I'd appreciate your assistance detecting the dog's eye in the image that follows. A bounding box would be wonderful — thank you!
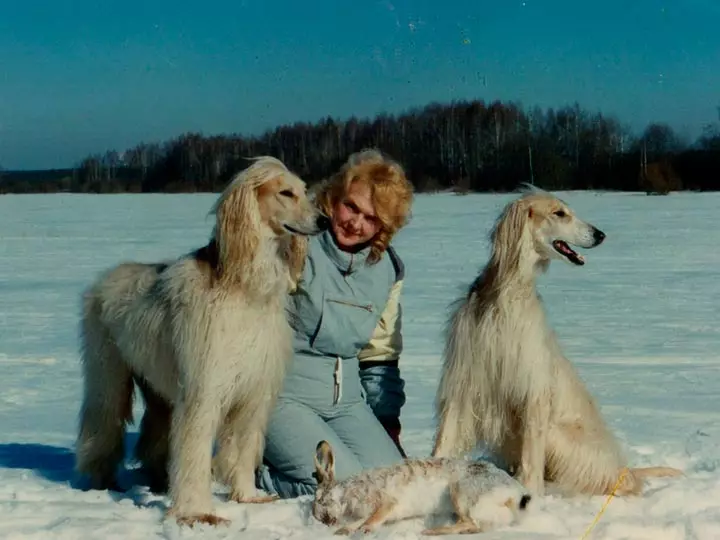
[279,189,294,198]
[553,210,567,218]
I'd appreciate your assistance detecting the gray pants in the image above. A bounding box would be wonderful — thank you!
[256,356,403,498]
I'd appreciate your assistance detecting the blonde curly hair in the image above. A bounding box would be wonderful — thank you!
[314,149,414,264]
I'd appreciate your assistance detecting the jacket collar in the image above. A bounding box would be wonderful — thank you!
[318,229,371,275]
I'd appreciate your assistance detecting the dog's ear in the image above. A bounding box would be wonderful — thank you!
[214,173,260,279]
[490,198,530,274]
[284,235,308,291]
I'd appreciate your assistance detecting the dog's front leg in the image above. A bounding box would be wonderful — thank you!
[431,403,465,458]
[166,392,227,526]
[215,399,278,504]
[518,395,550,496]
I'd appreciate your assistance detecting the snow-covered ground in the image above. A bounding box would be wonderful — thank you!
[1,191,719,539]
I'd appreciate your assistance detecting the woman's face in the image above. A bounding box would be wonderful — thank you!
[332,180,381,251]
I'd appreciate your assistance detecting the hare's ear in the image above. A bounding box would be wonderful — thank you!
[313,440,335,484]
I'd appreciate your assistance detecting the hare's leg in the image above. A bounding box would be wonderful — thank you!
[357,498,398,533]
[334,498,398,535]
[422,479,485,536]
[421,521,486,536]
[334,520,364,536]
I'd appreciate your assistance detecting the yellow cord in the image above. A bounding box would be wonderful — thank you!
[579,468,628,540]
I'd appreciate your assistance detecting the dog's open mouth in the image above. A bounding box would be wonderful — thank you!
[552,240,585,266]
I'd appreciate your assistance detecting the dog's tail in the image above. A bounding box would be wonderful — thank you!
[613,466,683,496]
[630,466,683,479]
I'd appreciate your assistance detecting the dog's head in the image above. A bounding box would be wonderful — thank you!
[257,170,330,238]
[210,156,329,279]
[525,193,605,266]
[213,156,329,241]
[492,191,605,273]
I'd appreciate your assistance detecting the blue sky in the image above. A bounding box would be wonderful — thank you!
[1,0,718,169]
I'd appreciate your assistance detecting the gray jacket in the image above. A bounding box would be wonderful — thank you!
[285,230,406,421]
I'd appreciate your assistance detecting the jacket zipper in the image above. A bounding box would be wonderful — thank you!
[327,298,374,312]
[333,357,343,405]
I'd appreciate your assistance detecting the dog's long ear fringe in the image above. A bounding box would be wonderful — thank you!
[489,198,528,277]
[285,235,308,290]
[214,175,261,278]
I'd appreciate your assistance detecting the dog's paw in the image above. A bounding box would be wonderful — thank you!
[81,476,126,493]
[229,491,279,504]
[105,480,127,493]
[334,526,355,536]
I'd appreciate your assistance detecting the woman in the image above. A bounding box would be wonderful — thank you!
[256,148,414,499]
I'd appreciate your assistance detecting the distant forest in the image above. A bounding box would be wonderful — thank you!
[2,99,719,195]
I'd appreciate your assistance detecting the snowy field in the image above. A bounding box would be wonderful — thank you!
[1,190,719,539]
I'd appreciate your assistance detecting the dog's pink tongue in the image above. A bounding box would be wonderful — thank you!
[555,240,584,262]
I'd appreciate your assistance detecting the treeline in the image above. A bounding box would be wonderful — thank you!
[2,99,719,195]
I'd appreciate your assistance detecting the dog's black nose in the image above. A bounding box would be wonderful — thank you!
[593,227,606,244]
[316,214,331,231]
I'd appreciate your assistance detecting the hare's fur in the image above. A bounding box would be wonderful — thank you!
[311,441,531,535]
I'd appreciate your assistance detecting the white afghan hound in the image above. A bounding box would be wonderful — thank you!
[75,156,328,526]
[431,191,682,498]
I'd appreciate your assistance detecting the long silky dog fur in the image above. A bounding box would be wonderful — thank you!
[74,156,325,525]
[432,191,682,497]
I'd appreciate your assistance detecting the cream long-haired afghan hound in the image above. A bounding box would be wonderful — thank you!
[74,156,328,526]
[431,191,682,498]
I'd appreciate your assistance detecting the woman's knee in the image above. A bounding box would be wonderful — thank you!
[257,439,364,499]
[360,437,403,470]
[329,404,404,471]
[256,463,317,499]
[260,400,364,493]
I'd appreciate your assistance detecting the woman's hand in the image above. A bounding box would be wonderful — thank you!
[379,417,407,458]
